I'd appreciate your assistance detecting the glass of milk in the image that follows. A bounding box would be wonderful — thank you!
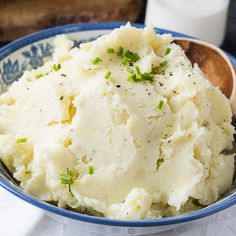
[145,0,230,46]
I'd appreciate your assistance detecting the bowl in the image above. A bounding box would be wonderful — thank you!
[0,22,236,235]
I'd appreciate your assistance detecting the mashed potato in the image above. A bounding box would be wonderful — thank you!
[0,24,234,219]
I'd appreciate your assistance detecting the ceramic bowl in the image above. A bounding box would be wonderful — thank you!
[0,22,236,235]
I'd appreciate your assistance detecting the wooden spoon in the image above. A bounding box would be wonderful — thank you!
[174,38,236,115]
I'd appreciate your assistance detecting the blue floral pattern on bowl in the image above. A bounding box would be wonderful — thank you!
[22,43,53,68]
[0,36,102,86]
[0,59,27,85]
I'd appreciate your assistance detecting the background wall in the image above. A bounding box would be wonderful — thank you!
[0,0,235,55]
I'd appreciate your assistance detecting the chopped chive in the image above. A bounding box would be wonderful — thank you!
[123,50,133,58]
[88,166,94,175]
[136,73,142,80]
[135,66,141,74]
[61,74,67,77]
[104,71,111,79]
[134,53,140,62]
[142,73,154,81]
[123,50,140,63]
[127,72,154,82]
[107,48,115,53]
[165,48,171,55]
[126,67,134,74]
[160,61,168,67]
[68,184,74,197]
[122,56,132,65]
[60,96,64,100]
[60,168,78,197]
[117,46,124,56]
[36,74,44,79]
[16,138,27,143]
[52,64,61,71]
[92,57,102,65]
[127,74,137,82]
[156,100,164,110]
[60,175,71,184]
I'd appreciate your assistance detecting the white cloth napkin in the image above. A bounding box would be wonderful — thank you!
[0,187,44,236]
[1,186,236,236]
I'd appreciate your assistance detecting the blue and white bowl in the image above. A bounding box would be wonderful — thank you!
[0,22,236,235]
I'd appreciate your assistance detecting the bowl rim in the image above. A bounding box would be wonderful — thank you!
[0,21,236,227]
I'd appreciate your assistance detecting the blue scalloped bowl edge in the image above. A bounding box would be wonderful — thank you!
[0,22,236,228]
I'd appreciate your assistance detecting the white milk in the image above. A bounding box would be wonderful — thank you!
[145,0,230,46]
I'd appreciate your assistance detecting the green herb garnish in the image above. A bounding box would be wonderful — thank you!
[107,48,115,53]
[122,56,132,65]
[135,73,142,80]
[16,138,27,143]
[52,64,61,71]
[121,50,140,64]
[142,73,154,81]
[165,48,171,55]
[160,61,168,67]
[61,74,67,77]
[36,74,44,79]
[156,100,164,110]
[60,96,64,100]
[117,46,124,56]
[127,71,154,82]
[126,67,134,74]
[135,66,141,74]
[104,71,111,79]
[88,166,94,175]
[123,50,140,62]
[60,168,78,197]
[92,57,102,65]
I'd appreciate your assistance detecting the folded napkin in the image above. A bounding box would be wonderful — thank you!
[1,186,236,236]
[0,187,44,236]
